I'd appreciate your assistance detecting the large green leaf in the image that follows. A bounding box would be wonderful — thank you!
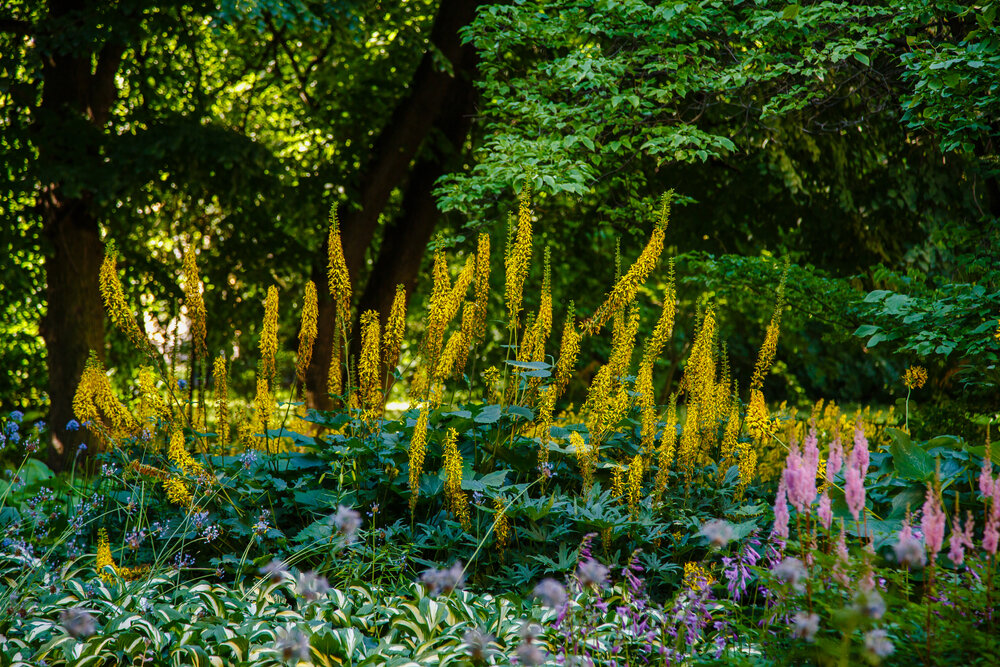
[886,427,935,482]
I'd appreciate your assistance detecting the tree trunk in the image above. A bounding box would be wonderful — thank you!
[304,0,485,410]
[34,0,125,470]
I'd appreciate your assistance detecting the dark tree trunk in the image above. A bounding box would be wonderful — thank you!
[33,0,125,470]
[304,0,485,409]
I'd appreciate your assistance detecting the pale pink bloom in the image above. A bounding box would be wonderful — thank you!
[853,419,869,476]
[803,425,820,476]
[920,485,946,558]
[833,525,850,585]
[894,520,926,569]
[948,512,974,566]
[980,455,994,498]
[773,479,790,540]
[984,514,999,556]
[860,559,876,592]
[817,492,832,530]
[844,449,865,522]
[790,612,819,641]
[826,431,843,481]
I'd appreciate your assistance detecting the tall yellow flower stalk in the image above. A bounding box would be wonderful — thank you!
[420,248,456,380]
[653,393,678,499]
[137,365,170,426]
[327,204,352,334]
[583,305,639,447]
[571,431,596,496]
[505,183,534,329]
[99,241,148,350]
[259,286,279,386]
[168,428,209,483]
[636,363,657,457]
[358,310,382,422]
[493,497,511,559]
[681,308,718,461]
[553,305,580,398]
[253,376,273,437]
[442,428,471,531]
[73,354,137,442]
[213,353,229,448]
[182,248,207,360]
[582,192,672,336]
[408,407,428,515]
[640,268,677,369]
[384,284,407,370]
[535,385,557,474]
[96,528,119,582]
[519,247,553,366]
[627,454,644,517]
[296,281,318,384]
[472,233,491,340]
[745,260,789,444]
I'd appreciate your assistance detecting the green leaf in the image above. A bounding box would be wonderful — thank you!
[886,427,935,482]
[474,404,502,424]
[853,324,880,337]
[781,4,801,20]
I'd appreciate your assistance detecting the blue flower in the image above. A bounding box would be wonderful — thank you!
[66,419,81,431]
[4,421,18,436]
[78,443,88,452]
[35,421,46,433]
[9,410,23,423]
[177,379,188,389]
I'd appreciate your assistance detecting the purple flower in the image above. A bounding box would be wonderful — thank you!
[700,519,734,548]
[333,505,362,542]
[463,628,496,663]
[864,629,894,659]
[66,419,81,431]
[60,608,96,638]
[790,612,819,641]
[854,589,886,619]
[771,557,808,592]
[274,627,311,662]
[9,410,23,423]
[533,578,567,608]
[515,642,546,666]
[295,571,330,601]
[420,561,465,596]
[577,558,609,588]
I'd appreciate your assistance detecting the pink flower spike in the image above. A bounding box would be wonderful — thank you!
[773,479,790,540]
[980,455,994,499]
[827,431,843,481]
[818,492,832,531]
[844,452,865,522]
[948,513,968,566]
[920,485,946,558]
[984,515,999,556]
[853,419,869,477]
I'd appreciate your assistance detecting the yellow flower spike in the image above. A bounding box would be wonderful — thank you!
[182,247,207,359]
[137,365,170,425]
[535,385,557,474]
[493,497,511,559]
[213,353,229,448]
[99,241,148,350]
[259,286,279,386]
[627,454,644,517]
[253,376,273,435]
[442,428,471,531]
[683,562,714,592]
[162,476,193,507]
[505,183,534,329]
[448,255,476,323]
[745,389,774,443]
[653,394,678,499]
[358,309,382,422]
[327,204,352,334]
[607,304,640,382]
[408,407,429,516]
[384,284,407,369]
[583,192,672,337]
[571,431,595,496]
[296,281,319,384]
[420,247,457,378]
[328,325,343,397]
[636,363,656,457]
[96,528,119,582]
[735,439,758,499]
[641,264,677,369]
[167,428,208,482]
[553,305,580,398]
[482,366,502,405]
[611,463,625,501]
[677,403,701,477]
[473,233,491,341]
[126,460,170,481]
[73,354,137,443]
